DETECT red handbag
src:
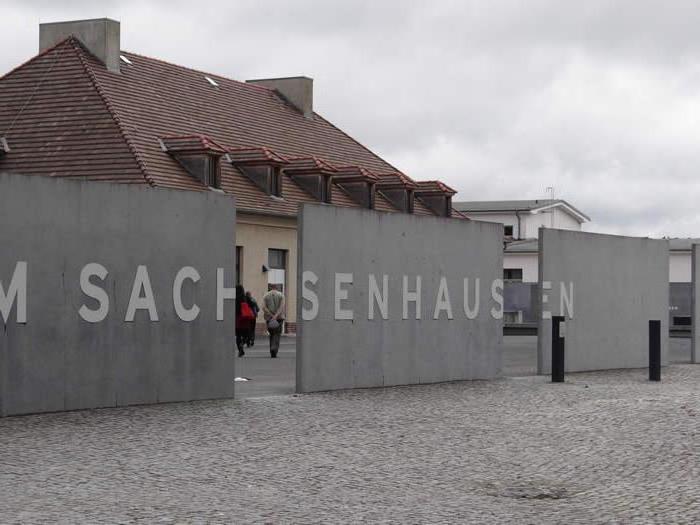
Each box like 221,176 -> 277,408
240,302 -> 255,321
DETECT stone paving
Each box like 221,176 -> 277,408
2,363 -> 700,523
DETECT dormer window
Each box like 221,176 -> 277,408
376,172 -> 418,214
159,134 -> 226,190
271,166 -> 283,197
284,156 -> 337,204
333,166 -> 379,209
414,180 -> 457,217
228,147 -> 288,198
176,154 -> 220,188
319,176 -> 332,203
235,165 -> 283,198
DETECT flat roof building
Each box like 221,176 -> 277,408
454,199 -> 590,241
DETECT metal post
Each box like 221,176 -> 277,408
649,320 -> 661,381
552,315 -> 565,383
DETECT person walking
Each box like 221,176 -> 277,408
235,284 -> 255,357
262,285 -> 285,358
245,291 -> 259,347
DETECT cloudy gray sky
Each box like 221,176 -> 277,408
3,1 -> 699,237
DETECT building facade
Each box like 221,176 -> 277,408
0,18 -> 464,332
454,199 -> 590,283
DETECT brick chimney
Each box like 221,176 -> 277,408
39,18 -> 120,73
246,76 -> 313,118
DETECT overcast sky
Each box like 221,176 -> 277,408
3,1 -> 700,237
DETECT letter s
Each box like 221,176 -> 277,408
302,271 -> 319,321
79,263 -> 109,323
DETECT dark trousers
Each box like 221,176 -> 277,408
236,331 -> 247,353
268,320 -> 283,355
246,320 -> 256,346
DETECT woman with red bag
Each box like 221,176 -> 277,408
235,284 -> 255,357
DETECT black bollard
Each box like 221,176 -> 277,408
649,320 -> 661,381
552,315 -> 565,383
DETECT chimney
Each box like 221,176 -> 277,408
246,76 -> 313,118
39,18 -> 120,73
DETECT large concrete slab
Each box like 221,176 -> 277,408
297,204 -> 503,393
0,173 -> 236,415
537,229 -> 668,374
691,244 -> 700,363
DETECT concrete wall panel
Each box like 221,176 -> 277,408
537,229 -> 668,374
0,173 -> 236,416
297,204 -> 503,393
691,245 -> 700,363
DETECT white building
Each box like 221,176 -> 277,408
454,199 -> 590,282
455,199 -> 697,284
667,238 -> 700,282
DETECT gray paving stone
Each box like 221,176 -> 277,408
1,365 -> 700,523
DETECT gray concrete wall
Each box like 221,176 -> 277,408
691,245 -> 700,363
0,173 -> 236,416
296,204 -> 503,393
537,229 -> 668,374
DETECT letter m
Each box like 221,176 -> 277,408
0,262 -> 27,324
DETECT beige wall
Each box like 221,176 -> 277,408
236,212 -> 298,327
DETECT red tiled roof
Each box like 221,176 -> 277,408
375,171 -> 419,190
451,208 -> 470,219
413,199 -> 438,216
415,180 -> 457,196
333,165 -> 379,183
284,156 -> 337,175
160,134 -> 227,155
0,39 -> 145,183
0,37 -> 458,217
227,146 -> 288,166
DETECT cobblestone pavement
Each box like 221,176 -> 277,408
234,335 -> 692,398
2,365 -> 700,523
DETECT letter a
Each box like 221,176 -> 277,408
125,265 -> 159,322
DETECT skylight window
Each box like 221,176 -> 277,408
119,55 -> 133,65
205,76 -> 219,87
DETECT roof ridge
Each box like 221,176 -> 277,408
73,39 -> 153,186
120,49 -> 276,93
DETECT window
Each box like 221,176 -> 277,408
336,181 -> 374,209
241,165 -> 283,197
268,249 -> 287,293
673,316 -> 691,326
504,311 -> 523,325
271,167 -> 283,197
504,225 -> 514,237
235,246 -> 243,285
503,268 -> 523,282
176,155 -> 220,188
268,249 -> 286,270
320,177 -> 332,203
